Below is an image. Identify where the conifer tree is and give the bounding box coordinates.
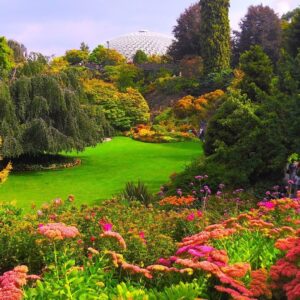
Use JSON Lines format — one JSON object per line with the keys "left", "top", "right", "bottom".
{"left": 199, "top": 0, "right": 231, "bottom": 74}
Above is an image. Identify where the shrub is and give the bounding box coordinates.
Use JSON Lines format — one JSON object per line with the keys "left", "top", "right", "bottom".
{"left": 121, "top": 181, "right": 153, "bottom": 206}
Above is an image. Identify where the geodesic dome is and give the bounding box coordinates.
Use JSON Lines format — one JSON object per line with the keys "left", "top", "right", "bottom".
{"left": 107, "top": 30, "right": 173, "bottom": 61}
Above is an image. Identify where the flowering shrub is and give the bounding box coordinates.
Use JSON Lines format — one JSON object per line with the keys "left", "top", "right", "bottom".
{"left": 0, "top": 195, "right": 299, "bottom": 299}
{"left": 270, "top": 235, "right": 300, "bottom": 300}
{"left": 130, "top": 124, "right": 197, "bottom": 143}
{"left": 0, "top": 266, "right": 39, "bottom": 300}
{"left": 173, "top": 89, "right": 224, "bottom": 119}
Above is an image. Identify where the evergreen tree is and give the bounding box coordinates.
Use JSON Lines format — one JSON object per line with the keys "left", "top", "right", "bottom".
{"left": 133, "top": 50, "right": 148, "bottom": 64}
{"left": 285, "top": 9, "right": 300, "bottom": 58}
{"left": 238, "top": 45, "right": 273, "bottom": 102}
{"left": 199, "top": 0, "right": 231, "bottom": 74}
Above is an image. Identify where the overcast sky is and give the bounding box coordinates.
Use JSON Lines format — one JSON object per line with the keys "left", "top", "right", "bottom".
{"left": 0, "top": 0, "right": 299, "bottom": 56}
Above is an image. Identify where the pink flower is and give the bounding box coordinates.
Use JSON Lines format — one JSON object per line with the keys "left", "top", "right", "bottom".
{"left": 197, "top": 210, "right": 203, "bottom": 217}
{"left": 258, "top": 201, "right": 275, "bottom": 209}
{"left": 102, "top": 223, "right": 113, "bottom": 232}
{"left": 53, "top": 198, "right": 62, "bottom": 206}
{"left": 187, "top": 213, "right": 195, "bottom": 222}
{"left": 38, "top": 223, "right": 80, "bottom": 240}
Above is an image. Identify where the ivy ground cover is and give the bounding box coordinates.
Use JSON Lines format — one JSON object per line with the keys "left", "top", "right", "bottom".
{"left": 0, "top": 137, "right": 202, "bottom": 210}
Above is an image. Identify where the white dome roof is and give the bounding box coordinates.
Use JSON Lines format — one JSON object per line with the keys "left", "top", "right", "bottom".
{"left": 108, "top": 30, "right": 173, "bottom": 60}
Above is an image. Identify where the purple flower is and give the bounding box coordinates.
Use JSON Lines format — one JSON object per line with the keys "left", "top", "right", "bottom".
{"left": 195, "top": 175, "right": 203, "bottom": 180}
{"left": 288, "top": 180, "right": 294, "bottom": 185}
{"left": 265, "top": 191, "right": 271, "bottom": 196}
{"left": 216, "top": 191, "right": 222, "bottom": 197}
{"left": 177, "top": 189, "right": 182, "bottom": 197}
{"left": 219, "top": 183, "right": 225, "bottom": 189}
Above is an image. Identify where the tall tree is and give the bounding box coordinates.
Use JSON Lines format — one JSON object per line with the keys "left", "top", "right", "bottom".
{"left": 238, "top": 45, "right": 274, "bottom": 102}
{"left": 8, "top": 40, "right": 27, "bottom": 63}
{"left": 233, "top": 5, "right": 282, "bottom": 64}
{"left": 168, "top": 3, "right": 201, "bottom": 61}
{"left": 284, "top": 9, "right": 300, "bottom": 57}
{"left": 200, "top": 0, "right": 231, "bottom": 74}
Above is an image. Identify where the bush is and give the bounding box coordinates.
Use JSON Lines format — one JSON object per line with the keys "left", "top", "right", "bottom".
{"left": 121, "top": 181, "right": 153, "bottom": 206}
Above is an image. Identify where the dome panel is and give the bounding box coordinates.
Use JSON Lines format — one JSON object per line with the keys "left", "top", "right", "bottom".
{"left": 108, "top": 31, "right": 173, "bottom": 60}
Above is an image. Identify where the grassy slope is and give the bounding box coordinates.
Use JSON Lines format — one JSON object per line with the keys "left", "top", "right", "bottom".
{"left": 0, "top": 137, "right": 203, "bottom": 210}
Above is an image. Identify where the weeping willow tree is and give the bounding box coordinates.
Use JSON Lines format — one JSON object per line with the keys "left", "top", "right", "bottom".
{"left": 0, "top": 70, "right": 101, "bottom": 158}
{"left": 0, "top": 137, "right": 12, "bottom": 184}
{"left": 8, "top": 72, "right": 100, "bottom": 156}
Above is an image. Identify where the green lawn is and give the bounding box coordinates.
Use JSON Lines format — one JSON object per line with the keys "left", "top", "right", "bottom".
{"left": 0, "top": 137, "right": 202, "bottom": 210}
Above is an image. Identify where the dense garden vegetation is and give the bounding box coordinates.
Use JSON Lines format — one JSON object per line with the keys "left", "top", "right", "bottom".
{"left": 0, "top": 0, "right": 300, "bottom": 299}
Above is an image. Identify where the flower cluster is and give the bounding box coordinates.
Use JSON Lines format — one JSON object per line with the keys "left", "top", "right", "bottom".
{"left": 270, "top": 235, "right": 300, "bottom": 300}
{"left": 38, "top": 223, "right": 80, "bottom": 240}
{"left": 159, "top": 195, "right": 195, "bottom": 207}
{"left": 0, "top": 266, "right": 40, "bottom": 300}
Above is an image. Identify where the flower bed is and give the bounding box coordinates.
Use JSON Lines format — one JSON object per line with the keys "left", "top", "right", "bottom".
{"left": 0, "top": 195, "right": 299, "bottom": 299}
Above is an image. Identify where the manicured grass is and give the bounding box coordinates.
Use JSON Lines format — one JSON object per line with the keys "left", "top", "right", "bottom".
{"left": 0, "top": 137, "right": 203, "bottom": 210}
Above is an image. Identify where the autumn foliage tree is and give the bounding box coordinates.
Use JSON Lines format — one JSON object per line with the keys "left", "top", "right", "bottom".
{"left": 168, "top": 3, "right": 202, "bottom": 61}
{"left": 233, "top": 5, "right": 282, "bottom": 64}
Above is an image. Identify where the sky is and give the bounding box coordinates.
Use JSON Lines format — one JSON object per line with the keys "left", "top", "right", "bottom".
{"left": 0, "top": 0, "right": 299, "bottom": 56}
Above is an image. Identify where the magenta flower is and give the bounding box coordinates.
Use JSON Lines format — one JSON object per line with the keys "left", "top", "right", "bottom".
{"left": 258, "top": 201, "right": 275, "bottom": 209}
{"left": 197, "top": 210, "right": 203, "bottom": 217}
{"left": 102, "top": 223, "right": 113, "bottom": 232}
{"left": 186, "top": 213, "right": 195, "bottom": 222}
{"left": 197, "top": 245, "right": 214, "bottom": 253}
{"left": 188, "top": 249, "right": 205, "bottom": 257}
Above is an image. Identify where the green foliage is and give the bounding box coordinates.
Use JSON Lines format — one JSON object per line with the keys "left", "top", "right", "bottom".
{"left": 0, "top": 81, "right": 22, "bottom": 157}
{"left": 24, "top": 256, "right": 114, "bottom": 299}
{"left": 200, "top": 0, "right": 231, "bottom": 73}
{"left": 83, "top": 79, "right": 149, "bottom": 131}
{"left": 239, "top": 45, "right": 274, "bottom": 101}
{"left": 7, "top": 39, "right": 27, "bottom": 63}
{"left": 121, "top": 181, "right": 153, "bottom": 206}
{"left": 197, "top": 69, "right": 233, "bottom": 95}
{"left": 133, "top": 50, "right": 148, "bottom": 64}
{"left": 284, "top": 9, "right": 300, "bottom": 57}
{"left": 89, "top": 45, "right": 126, "bottom": 66}
{"left": 0, "top": 36, "right": 14, "bottom": 78}
{"left": 153, "top": 76, "right": 198, "bottom": 95}
{"left": 103, "top": 64, "right": 142, "bottom": 91}
{"left": 233, "top": 5, "right": 282, "bottom": 64}
{"left": 204, "top": 90, "right": 288, "bottom": 187}
{"left": 65, "top": 49, "right": 88, "bottom": 65}
{"left": 0, "top": 72, "right": 100, "bottom": 158}
{"left": 168, "top": 3, "right": 202, "bottom": 61}
{"left": 19, "top": 52, "right": 48, "bottom": 77}
{"left": 213, "top": 230, "right": 281, "bottom": 270}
